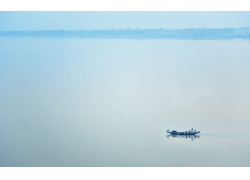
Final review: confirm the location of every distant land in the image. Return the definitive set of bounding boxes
[1,28,250,40]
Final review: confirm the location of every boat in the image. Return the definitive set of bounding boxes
[166,127,200,135]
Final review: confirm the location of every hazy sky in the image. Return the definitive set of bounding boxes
[0,11,250,31]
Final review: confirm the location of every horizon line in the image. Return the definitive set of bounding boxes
[1,27,250,32]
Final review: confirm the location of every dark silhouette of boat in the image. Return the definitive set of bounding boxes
[166,127,200,135]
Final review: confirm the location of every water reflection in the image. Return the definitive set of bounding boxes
[166,134,200,141]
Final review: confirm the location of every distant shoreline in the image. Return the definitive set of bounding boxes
[1,28,250,40]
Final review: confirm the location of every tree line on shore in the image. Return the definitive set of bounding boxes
[1,28,250,39]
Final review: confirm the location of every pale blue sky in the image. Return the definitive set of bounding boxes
[0,11,250,31]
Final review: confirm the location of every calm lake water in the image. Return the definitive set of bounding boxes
[0,38,250,166]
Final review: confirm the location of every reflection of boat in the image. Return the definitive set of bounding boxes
[166,134,200,141]
[166,127,200,135]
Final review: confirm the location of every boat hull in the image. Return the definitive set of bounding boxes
[167,132,200,135]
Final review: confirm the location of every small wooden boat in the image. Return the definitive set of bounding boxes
[166,127,200,135]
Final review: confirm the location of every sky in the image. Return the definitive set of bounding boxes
[0,11,250,31]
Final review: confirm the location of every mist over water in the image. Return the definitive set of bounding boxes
[0,38,250,166]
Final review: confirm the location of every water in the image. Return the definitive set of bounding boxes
[0,38,250,166]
